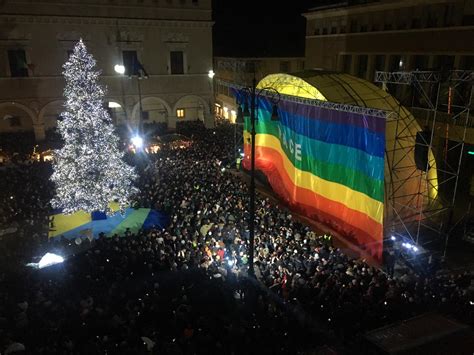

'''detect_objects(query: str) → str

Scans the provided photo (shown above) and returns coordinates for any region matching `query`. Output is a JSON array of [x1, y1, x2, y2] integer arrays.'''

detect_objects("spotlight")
[[38, 253, 64, 269], [208, 69, 215, 79], [390, 236, 396, 241], [131, 135, 144, 149]]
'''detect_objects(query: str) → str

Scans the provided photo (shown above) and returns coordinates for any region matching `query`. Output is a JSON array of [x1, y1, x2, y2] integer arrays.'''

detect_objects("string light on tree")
[[51, 39, 138, 215]]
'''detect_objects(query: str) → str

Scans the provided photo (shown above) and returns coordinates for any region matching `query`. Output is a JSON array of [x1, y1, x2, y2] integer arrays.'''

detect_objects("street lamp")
[[114, 64, 125, 75], [131, 135, 144, 149], [114, 59, 148, 145], [236, 77, 280, 278]]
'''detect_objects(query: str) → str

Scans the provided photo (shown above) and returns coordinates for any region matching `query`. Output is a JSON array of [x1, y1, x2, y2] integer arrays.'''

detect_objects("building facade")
[[0, 0, 214, 142], [214, 56, 305, 122], [304, 0, 474, 82]]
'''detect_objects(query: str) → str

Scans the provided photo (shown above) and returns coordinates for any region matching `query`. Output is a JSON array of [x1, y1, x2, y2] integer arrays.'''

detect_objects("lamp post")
[[236, 77, 280, 277], [114, 59, 148, 148]]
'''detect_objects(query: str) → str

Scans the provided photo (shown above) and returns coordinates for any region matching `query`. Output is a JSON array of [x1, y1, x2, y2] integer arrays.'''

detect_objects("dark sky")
[[212, 0, 320, 57]]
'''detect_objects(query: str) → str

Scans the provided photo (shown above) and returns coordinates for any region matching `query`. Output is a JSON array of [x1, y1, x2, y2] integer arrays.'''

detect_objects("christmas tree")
[[51, 40, 138, 215]]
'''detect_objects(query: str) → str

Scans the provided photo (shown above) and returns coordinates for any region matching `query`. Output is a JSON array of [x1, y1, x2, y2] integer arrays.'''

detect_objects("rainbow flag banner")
[[240, 95, 385, 260]]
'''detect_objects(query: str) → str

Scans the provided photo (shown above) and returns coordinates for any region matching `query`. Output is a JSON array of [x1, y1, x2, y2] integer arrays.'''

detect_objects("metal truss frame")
[[217, 72, 473, 256], [375, 70, 474, 85], [217, 79, 392, 119], [375, 70, 473, 256]]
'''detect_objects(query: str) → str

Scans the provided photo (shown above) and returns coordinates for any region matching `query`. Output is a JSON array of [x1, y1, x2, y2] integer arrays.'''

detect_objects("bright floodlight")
[[114, 64, 126, 74], [38, 253, 64, 269], [131, 135, 144, 148], [390, 236, 396, 241], [108, 101, 121, 108], [208, 69, 215, 79]]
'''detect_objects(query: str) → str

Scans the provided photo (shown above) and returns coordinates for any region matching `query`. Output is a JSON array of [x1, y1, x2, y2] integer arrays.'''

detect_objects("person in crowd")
[[0, 121, 472, 354]]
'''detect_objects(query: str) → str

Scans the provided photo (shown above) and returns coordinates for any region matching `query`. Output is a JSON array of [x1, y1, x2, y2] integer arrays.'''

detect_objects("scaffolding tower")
[[375, 70, 473, 256]]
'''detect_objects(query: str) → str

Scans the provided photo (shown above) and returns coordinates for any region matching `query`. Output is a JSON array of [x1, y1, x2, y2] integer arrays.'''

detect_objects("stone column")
[[204, 113, 215, 129], [366, 55, 376, 82], [427, 55, 436, 69], [384, 55, 391, 72], [350, 54, 357, 75], [33, 123, 46, 142], [406, 55, 415, 71], [167, 115, 177, 131], [453, 55, 462, 69], [337, 54, 344, 72]]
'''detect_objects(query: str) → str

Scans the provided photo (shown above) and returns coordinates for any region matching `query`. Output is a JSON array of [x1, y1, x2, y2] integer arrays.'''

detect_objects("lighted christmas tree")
[[51, 39, 138, 215]]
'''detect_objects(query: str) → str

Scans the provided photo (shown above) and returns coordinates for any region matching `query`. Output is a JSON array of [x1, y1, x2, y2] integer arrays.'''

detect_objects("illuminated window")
[[176, 109, 185, 118]]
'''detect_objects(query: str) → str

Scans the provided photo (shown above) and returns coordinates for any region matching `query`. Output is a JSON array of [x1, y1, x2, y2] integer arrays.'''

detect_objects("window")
[[176, 109, 185, 118], [411, 18, 421, 29], [322, 28, 327, 35], [8, 50, 28, 77], [461, 56, 474, 70], [436, 55, 454, 70], [443, 4, 455, 26], [342, 55, 352, 73], [9, 116, 21, 127], [357, 55, 368, 78], [375, 55, 385, 71], [389, 55, 401, 71], [463, 15, 474, 26], [397, 22, 406, 30], [280, 61, 290, 73], [170, 51, 184, 74], [314, 28, 320, 35], [192, 0, 198, 4], [350, 20, 358, 32], [414, 55, 428, 70], [340, 25, 347, 34], [426, 12, 438, 27], [331, 27, 337, 34], [122, 50, 138, 75], [360, 24, 368, 32], [384, 23, 393, 31], [371, 24, 379, 31]]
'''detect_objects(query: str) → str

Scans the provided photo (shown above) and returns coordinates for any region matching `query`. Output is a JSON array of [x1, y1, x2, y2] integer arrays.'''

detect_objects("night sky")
[[212, 0, 321, 57]]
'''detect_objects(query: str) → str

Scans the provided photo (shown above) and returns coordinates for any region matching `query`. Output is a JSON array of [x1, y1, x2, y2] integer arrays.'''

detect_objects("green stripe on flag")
[[109, 208, 150, 236]]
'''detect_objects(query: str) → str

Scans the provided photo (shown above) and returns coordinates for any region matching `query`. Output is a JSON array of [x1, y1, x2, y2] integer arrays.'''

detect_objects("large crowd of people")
[[0, 121, 473, 354]]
